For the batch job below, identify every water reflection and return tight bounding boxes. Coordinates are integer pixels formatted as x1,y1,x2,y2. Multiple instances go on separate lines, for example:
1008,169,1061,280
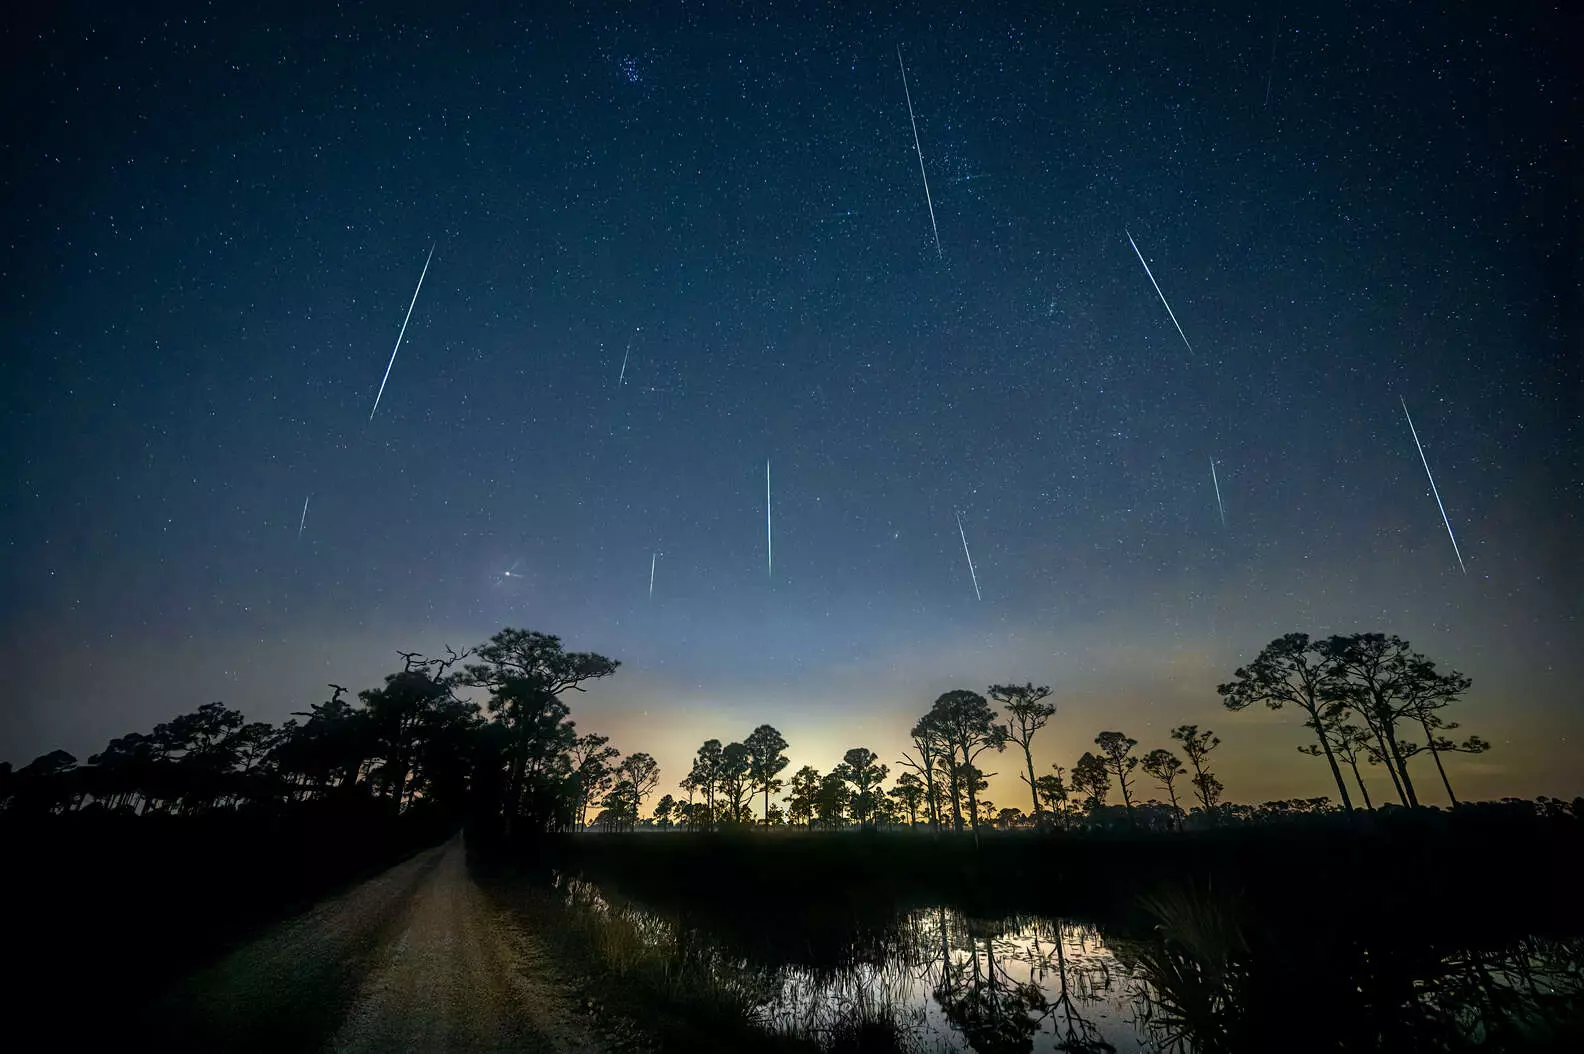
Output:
556,873,1583,1053
766,909,1137,1053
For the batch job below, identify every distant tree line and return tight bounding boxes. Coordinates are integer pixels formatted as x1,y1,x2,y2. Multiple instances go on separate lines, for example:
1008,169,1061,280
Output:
1,628,1514,835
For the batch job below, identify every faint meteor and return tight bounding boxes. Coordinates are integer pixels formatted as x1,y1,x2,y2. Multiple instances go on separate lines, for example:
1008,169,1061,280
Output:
1124,229,1194,355
617,327,639,387
1400,397,1467,575
649,551,658,599
954,509,982,601
765,459,773,580
1210,458,1227,527
298,495,310,540
897,45,942,259
369,242,436,422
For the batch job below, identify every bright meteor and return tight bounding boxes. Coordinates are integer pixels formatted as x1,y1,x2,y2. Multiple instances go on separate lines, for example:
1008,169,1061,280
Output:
897,45,942,259
1400,397,1467,575
1125,229,1194,355
954,509,981,601
1210,458,1227,528
369,242,436,422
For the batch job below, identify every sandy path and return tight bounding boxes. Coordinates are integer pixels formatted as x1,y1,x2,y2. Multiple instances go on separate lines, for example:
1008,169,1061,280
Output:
331,835,599,1053
158,834,600,1053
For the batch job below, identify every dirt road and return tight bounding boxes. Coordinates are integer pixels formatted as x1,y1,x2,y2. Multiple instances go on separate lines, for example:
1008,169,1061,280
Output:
155,835,602,1053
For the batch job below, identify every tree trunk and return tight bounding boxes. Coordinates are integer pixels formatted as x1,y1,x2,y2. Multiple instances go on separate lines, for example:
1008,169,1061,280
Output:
1113,763,1137,828
1419,717,1459,805
1165,782,1182,831
946,756,964,833
1361,710,1409,806
1022,746,1041,825
1382,723,1420,806
965,779,981,849
1305,710,1356,813
1346,757,1374,810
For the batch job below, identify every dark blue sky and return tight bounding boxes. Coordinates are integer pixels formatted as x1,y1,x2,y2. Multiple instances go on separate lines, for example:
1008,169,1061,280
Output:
3,2,1579,804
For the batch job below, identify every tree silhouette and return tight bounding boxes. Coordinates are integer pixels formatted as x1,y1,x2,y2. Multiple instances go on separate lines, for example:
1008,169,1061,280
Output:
1071,752,1110,817
989,683,1056,826
1300,720,1375,809
836,747,889,827
685,739,724,830
1094,732,1140,827
926,690,1008,841
1219,633,1355,813
717,741,753,824
889,771,927,827
1169,724,1224,816
10,749,79,814
1316,633,1425,806
1141,748,1186,830
744,724,789,826
454,628,619,833
570,732,621,831
898,714,947,833
786,764,821,826
1396,651,1487,805
653,793,676,828
618,752,660,826
1035,767,1070,829
814,769,850,827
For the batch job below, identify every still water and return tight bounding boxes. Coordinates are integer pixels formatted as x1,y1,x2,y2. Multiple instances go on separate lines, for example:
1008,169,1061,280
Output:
764,909,1147,1053
559,875,1583,1053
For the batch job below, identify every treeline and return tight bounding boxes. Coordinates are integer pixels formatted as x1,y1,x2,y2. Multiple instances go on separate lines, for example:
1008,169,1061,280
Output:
0,628,1539,838
0,630,638,835
648,632,1508,836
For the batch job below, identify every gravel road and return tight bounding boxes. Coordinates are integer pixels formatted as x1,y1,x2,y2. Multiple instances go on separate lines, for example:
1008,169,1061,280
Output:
157,834,602,1053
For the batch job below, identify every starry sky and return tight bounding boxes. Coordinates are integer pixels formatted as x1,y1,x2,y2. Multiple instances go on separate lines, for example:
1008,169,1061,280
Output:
3,2,1580,807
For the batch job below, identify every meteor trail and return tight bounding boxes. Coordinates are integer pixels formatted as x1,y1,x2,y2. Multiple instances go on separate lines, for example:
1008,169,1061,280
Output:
1210,458,1227,527
1124,230,1194,355
1400,397,1467,575
765,460,773,580
897,46,942,259
298,495,310,540
617,328,638,387
369,243,436,422
954,509,982,601
649,551,658,599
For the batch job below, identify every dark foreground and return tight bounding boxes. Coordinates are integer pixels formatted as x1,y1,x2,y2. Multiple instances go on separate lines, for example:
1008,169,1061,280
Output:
148,835,601,1052
473,811,1584,1053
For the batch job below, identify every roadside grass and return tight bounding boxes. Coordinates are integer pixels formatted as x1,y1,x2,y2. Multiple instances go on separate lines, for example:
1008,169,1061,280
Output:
472,845,918,1053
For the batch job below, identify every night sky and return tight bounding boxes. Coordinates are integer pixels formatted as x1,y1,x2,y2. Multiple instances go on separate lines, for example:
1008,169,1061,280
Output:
4,3,1579,807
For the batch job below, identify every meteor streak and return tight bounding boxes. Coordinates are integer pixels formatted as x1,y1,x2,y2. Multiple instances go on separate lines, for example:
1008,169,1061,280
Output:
897,46,942,259
1125,230,1194,355
617,328,638,387
954,509,982,601
765,460,773,580
649,551,658,599
1210,458,1227,527
369,243,436,421
1400,397,1467,575
298,495,310,540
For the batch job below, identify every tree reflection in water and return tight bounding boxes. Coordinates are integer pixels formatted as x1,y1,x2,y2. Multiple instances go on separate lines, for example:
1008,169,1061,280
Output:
560,871,1583,1052
1112,882,1584,1053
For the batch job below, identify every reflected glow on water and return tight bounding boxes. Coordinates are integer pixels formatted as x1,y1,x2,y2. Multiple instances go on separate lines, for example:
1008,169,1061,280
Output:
762,909,1148,1053
555,873,1584,1053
